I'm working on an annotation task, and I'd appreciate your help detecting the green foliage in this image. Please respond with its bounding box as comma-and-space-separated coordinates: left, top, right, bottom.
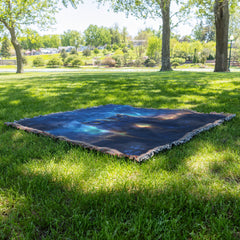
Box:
40, 34, 61, 48
112, 43, 119, 51
144, 58, 156, 67
135, 28, 154, 42
0, 0, 60, 32
193, 21, 215, 42
106, 44, 112, 51
122, 47, 128, 53
19, 29, 42, 51
94, 58, 101, 66
121, 27, 128, 44
193, 49, 199, 64
93, 48, 100, 54
47, 57, 63, 68
61, 30, 83, 49
114, 49, 124, 55
229, 5, 240, 41
146, 36, 161, 63
133, 58, 144, 67
135, 45, 146, 59
22, 56, 28, 65
0, 37, 11, 59
102, 57, 116, 67
109, 24, 121, 45
103, 49, 108, 55
60, 49, 68, 60
112, 55, 123, 67
71, 57, 83, 67
171, 39, 216, 62
82, 49, 91, 57
64, 55, 76, 66
171, 62, 180, 68
84, 25, 111, 47
70, 48, 78, 55
171, 58, 186, 65
64, 55, 83, 67
33, 56, 45, 67
0, 72, 240, 239
123, 53, 131, 66
62, 0, 82, 8
231, 42, 240, 62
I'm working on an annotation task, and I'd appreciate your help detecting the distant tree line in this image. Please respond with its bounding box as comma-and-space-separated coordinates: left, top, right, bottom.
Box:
0, 0, 239, 73
13, 25, 130, 52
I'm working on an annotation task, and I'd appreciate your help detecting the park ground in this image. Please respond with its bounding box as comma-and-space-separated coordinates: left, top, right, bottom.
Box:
0, 71, 240, 239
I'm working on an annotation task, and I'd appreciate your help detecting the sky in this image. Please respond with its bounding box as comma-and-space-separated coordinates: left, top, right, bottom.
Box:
40, 1, 195, 37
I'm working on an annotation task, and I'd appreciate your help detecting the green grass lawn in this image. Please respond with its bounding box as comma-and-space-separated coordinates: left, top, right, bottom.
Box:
0, 71, 239, 239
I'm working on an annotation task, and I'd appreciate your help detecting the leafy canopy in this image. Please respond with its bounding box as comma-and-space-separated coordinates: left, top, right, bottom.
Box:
0, 0, 60, 31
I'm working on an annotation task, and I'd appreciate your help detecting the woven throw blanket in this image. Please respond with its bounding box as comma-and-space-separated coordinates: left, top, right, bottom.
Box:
5, 104, 235, 162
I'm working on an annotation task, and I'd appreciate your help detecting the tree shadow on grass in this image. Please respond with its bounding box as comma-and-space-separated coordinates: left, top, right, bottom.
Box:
0, 71, 240, 239
0, 137, 240, 239
1, 71, 239, 170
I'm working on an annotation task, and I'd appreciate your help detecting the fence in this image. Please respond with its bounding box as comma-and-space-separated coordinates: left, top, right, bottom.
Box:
231, 61, 240, 67
0, 59, 17, 65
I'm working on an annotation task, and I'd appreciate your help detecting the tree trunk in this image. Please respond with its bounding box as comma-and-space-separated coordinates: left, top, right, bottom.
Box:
9, 27, 24, 73
214, 0, 229, 72
160, 0, 172, 71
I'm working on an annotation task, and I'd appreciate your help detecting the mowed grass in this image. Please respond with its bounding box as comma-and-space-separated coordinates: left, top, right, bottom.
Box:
0, 71, 239, 239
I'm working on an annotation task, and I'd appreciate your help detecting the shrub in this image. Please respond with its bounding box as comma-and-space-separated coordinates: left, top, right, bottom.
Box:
71, 57, 83, 67
171, 62, 180, 68
106, 45, 112, 51
114, 49, 124, 55
64, 56, 75, 66
102, 57, 116, 67
47, 57, 62, 68
200, 56, 207, 64
22, 56, 28, 65
103, 49, 108, 55
94, 58, 101, 66
94, 48, 99, 54
112, 55, 123, 67
33, 56, 45, 67
144, 58, 156, 67
122, 47, 128, 53
129, 43, 134, 50
170, 58, 185, 65
112, 44, 119, 51
60, 49, 68, 60
70, 48, 78, 55
82, 49, 91, 57
133, 58, 143, 67
123, 53, 130, 67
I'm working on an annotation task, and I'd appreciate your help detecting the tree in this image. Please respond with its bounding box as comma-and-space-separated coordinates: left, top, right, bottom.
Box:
109, 24, 121, 45
229, 5, 240, 40
84, 25, 111, 47
41, 34, 61, 48
0, 0, 60, 73
96, 0, 176, 71
20, 29, 42, 51
134, 28, 154, 45
121, 27, 129, 44
214, 0, 229, 71
0, 0, 82, 73
61, 30, 83, 49
193, 21, 215, 42
146, 36, 162, 63
159, 0, 172, 71
1, 36, 11, 59
188, 0, 239, 72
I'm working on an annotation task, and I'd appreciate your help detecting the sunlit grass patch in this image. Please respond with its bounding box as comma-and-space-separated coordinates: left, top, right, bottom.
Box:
0, 71, 239, 239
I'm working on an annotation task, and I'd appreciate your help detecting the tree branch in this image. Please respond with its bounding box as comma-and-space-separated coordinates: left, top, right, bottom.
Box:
0, 18, 11, 30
